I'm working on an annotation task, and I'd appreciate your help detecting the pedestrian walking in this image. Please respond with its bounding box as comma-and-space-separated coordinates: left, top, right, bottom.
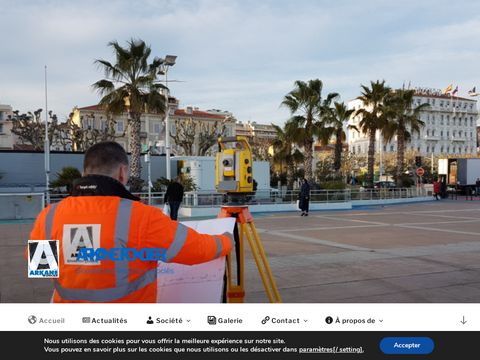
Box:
299, 178, 310, 216
164, 177, 184, 221
433, 179, 440, 200
440, 179, 447, 199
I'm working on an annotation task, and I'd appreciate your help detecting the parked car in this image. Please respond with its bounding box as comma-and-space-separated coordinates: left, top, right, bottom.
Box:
374, 181, 396, 189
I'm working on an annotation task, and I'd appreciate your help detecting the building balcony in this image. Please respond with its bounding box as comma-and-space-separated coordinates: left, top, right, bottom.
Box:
140, 131, 148, 138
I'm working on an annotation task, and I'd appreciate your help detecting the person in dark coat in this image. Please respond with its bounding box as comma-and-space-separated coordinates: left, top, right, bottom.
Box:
299, 178, 310, 216
440, 179, 447, 199
164, 177, 184, 221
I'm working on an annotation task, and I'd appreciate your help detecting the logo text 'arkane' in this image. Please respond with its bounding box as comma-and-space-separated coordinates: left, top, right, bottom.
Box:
75, 248, 167, 262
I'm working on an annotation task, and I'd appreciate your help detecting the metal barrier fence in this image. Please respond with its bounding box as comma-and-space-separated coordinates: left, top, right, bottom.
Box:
181, 188, 429, 207
47, 187, 429, 208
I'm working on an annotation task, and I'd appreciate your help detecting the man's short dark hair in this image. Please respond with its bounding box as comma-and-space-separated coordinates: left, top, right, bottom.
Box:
84, 141, 128, 176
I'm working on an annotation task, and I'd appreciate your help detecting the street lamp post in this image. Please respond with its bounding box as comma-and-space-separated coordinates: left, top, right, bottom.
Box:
44, 65, 50, 205
145, 141, 152, 205
378, 130, 384, 181
161, 55, 177, 180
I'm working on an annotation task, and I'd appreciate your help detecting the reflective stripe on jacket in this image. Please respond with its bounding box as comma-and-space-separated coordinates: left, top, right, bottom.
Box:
29, 196, 232, 303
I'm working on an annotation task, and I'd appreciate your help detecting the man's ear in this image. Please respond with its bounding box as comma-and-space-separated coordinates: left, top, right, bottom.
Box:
118, 164, 129, 186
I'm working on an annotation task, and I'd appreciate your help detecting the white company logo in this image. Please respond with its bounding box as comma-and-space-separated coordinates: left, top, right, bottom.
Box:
63, 224, 101, 265
28, 240, 59, 278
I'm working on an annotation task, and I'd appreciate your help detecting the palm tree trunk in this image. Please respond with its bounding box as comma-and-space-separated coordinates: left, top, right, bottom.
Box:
396, 129, 405, 186
334, 129, 343, 175
367, 129, 376, 187
129, 112, 142, 191
304, 138, 313, 182
287, 158, 295, 189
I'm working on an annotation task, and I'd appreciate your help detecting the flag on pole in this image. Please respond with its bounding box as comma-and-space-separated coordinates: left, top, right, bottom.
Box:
452, 86, 458, 96
468, 87, 479, 96
443, 84, 453, 95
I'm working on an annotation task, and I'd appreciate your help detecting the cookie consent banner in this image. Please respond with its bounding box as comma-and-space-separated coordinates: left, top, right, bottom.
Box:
0, 331, 476, 359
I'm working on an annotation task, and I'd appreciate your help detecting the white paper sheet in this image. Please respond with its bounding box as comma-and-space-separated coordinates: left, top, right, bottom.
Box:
156, 217, 236, 303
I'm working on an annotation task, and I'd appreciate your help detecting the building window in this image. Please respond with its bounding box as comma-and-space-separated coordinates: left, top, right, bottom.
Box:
432, 145, 435, 153
117, 121, 124, 132
390, 145, 394, 151
432, 130, 435, 136
426, 146, 430, 153
447, 146, 450, 153
0, 123, 3, 133
447, 131, 450, 137
440, 130, 443, 137
0, 111, 4, 121
453, 117, 456, 125
426, 129, 430, 136
440, 146, 444, 153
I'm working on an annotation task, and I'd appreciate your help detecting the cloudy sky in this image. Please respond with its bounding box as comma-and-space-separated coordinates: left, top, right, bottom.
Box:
1, 0, 479, 124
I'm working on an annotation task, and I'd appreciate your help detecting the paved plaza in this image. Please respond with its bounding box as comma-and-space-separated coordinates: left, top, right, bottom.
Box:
2, 199, 480, 303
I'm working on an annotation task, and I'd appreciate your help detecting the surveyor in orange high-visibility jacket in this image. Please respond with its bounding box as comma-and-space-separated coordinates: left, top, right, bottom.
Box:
29, 141, 233, 303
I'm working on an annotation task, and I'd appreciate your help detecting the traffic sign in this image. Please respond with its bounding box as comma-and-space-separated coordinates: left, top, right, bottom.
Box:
416, 167, 424, 177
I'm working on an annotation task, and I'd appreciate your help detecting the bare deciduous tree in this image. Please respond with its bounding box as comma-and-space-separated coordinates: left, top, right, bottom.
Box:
171, 118, 227, 156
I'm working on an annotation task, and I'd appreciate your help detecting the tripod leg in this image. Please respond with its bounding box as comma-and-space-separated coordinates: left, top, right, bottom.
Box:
226, 223, 246, 303
233, 222, 241, 286
244, 225, 277, 303
249, 222, 282, 302
222, 257, 228, 303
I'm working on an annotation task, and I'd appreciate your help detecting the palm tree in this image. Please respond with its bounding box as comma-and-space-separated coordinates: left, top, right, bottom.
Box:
323, 102, 355, 176
383, 89, 428, 186
281, 79, 338, 182
92, 39, 166, 190
355, 80, 391, 187
271, 120, 304, 189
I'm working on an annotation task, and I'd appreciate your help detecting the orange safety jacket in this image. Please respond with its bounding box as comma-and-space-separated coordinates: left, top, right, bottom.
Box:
29, 196, 232, 303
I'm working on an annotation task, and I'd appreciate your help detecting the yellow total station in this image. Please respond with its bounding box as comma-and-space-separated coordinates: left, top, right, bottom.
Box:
216, 136, 254, 194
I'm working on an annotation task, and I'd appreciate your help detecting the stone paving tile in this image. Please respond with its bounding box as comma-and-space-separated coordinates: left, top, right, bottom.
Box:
298, 227, 479, 249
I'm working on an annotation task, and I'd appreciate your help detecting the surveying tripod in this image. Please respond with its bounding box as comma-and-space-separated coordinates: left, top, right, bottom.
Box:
218, 205, 281, 303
